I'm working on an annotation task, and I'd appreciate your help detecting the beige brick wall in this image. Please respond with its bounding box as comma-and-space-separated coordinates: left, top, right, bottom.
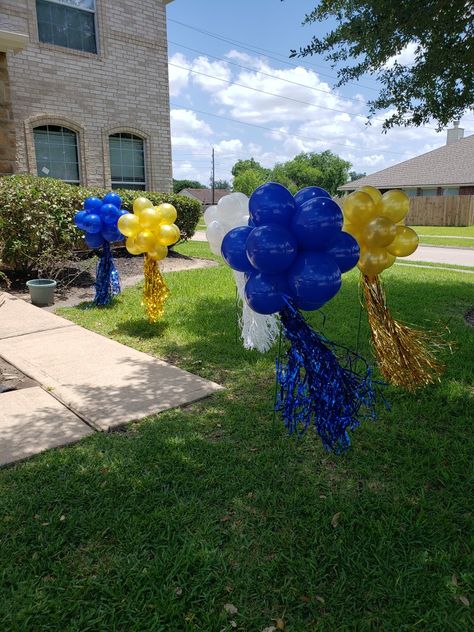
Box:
0, 52, 17, 175
1, 0, 173, 192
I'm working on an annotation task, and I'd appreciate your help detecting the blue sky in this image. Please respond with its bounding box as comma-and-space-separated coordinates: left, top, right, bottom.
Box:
166, 0, 474, 186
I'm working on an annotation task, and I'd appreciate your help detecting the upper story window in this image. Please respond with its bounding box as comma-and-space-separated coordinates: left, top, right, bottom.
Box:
109, 133, 146, 190
36, 0, 97, 54
34, 125, 80, 184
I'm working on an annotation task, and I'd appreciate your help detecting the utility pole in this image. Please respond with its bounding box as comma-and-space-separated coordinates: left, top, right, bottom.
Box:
211, 147, 215, 205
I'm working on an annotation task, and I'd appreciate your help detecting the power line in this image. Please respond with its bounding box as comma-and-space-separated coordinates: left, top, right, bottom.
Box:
168, 17, 380, 93
170, 101, 408, 157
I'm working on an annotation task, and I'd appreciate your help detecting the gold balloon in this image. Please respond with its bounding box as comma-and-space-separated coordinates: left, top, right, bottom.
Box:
157, 203, 177, 224
135, 229, 155, 252
381, 190, 410, 223
148, 244, 168, 261
133, 196, 153, 215
118, 212, 140, 238
139, 207, 162, 230
125, 236, 144, 255
384, 252, 396, 270
386, 226, 419, 257
364, 216, 397, 248
358, 247, 390, 276
359, 186, 383, 211
343, 191, 377, 226
342, 222, 365, 247
156, 223, 180, 246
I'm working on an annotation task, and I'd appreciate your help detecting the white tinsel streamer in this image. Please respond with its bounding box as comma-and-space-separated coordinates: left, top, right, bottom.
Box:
233, 271, 279, 352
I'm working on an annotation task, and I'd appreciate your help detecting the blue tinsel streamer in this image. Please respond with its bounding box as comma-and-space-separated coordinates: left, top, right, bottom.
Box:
276, 300, 380, 453
93, 242, 121, 306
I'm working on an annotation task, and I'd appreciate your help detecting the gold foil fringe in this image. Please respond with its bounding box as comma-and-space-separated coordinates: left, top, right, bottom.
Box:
362, 274, 446, 390
143, 254, 170, 323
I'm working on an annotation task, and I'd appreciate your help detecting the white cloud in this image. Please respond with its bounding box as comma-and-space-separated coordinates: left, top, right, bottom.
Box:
168, 52, 190, 97
384, 42, 421, 69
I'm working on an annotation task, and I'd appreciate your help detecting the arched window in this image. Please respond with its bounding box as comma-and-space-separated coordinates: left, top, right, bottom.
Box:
33, 125, 80, 184
109, 133, 146, 190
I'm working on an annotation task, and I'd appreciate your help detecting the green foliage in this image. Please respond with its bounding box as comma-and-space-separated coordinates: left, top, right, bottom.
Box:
232, 151, 351, 196
213, 179, 231, 189
0, 175, 201, 273
173, 179, 206, 193
349, 170, 367, 182
288, 0, 474, 129
232, 169, 269, 196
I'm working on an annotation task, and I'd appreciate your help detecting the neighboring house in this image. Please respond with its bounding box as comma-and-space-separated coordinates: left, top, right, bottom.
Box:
340, 123, 474, 198
179, 188, 231, 209
0, 0, 174, 192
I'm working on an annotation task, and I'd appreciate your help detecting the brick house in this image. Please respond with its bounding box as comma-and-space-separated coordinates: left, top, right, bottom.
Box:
178, 187, 232, 211
0, 0, 174, 192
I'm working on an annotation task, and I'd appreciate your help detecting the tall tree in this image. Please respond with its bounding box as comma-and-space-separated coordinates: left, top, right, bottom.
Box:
288, 1, 474, 129
231, 158, 270, 178
213, 179, 231, 190
233, 169, 269, 196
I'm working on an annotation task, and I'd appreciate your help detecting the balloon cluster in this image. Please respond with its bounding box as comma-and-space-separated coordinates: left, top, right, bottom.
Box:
118, 197, 180, 260
74, 192, 126, 248
221, 184, 360, 314
342, 186, 419, 276
204, 192, 279, 353
204, 192, 250, 255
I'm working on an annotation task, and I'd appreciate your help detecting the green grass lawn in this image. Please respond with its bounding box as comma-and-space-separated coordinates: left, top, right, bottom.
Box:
0, 241, 472, 631
409, 225, 474, 249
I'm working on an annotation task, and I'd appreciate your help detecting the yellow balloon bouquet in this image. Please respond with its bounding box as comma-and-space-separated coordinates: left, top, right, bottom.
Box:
343, 186, 444, 390
118, 197, 180, 322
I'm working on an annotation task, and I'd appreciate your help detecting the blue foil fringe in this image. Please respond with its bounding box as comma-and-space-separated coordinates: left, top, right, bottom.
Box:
276, 300, 379, 453
94, 242, 121, 306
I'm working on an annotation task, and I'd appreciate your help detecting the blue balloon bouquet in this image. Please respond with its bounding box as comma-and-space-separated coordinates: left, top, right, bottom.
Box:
221, 182, 380, 453
74, 192, 126, 306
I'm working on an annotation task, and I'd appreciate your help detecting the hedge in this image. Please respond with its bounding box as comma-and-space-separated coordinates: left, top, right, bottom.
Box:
0, 174, 202, 272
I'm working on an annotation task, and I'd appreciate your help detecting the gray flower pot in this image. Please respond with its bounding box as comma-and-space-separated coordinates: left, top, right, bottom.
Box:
26, 279, 57, 306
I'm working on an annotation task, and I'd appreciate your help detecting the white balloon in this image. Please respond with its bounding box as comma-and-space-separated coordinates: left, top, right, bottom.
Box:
216, 193, 249, 227
206, 220, 226, 256
203, 205, 218, 226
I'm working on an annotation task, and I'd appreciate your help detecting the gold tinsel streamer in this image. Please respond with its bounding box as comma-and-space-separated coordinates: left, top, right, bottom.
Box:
142, 254, 170, 323
362, 274, 446, 390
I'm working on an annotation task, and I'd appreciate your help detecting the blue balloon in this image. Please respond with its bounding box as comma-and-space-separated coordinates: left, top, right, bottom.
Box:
221, 226, 253, 273
100, 203, 120, 225
245, 272, 290, 315
246, 224, 297, 274
74, 210, 88, 230
83, 213, 102, 234
249, 182, 296, 227
84, 196, 103, 212
294, 186, 331, 208
327, 231, 360, 273
102, 226, 123, 242
85, 232, 105, 249
291, 197, 343, 251
102, 192, 122, 208
288, 252, 341, 309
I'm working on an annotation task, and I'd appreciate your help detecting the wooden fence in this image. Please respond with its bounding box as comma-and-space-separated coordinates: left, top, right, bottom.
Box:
334, 195, 474, 226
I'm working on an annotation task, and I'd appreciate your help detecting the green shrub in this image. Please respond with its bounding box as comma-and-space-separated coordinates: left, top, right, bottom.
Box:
0, 174, 201, 272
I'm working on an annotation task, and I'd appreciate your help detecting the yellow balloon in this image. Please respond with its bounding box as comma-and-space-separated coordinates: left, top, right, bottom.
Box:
384, 252, 397, 270
148, 244, 168, 261
125, 236, 144, 255
135, 229, 155, 252
133, 197, 153, 215
342, 222, 365, 247
156, 223, 180, 246
364, 216, 397, 248
386, 226, 419, 257
118, 212, 140, 238
139, 207, 162, 230
358, 247, 390, 276
359, 186, 383, 211
342, 191, 377, 227
157, 203, 177, 224
381, 189, 410, 223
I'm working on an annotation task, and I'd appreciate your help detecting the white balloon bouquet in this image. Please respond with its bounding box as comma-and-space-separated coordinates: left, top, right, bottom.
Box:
204, 192, 279, 353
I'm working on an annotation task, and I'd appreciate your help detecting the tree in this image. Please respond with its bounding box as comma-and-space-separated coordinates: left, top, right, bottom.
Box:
288, 1, 474, 129
349, 170, 367, 182
231, 158, 270, 178
173, 179, 205, 194
232, 169, 268, 196
213, 179, 231, 189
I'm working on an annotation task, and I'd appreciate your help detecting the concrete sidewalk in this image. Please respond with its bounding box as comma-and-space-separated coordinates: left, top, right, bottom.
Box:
403, 245, 473, 266
0, 292, 222, 466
